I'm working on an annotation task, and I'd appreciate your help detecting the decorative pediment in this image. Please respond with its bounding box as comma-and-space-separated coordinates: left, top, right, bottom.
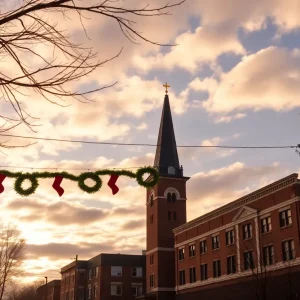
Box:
233, 206, 257, 222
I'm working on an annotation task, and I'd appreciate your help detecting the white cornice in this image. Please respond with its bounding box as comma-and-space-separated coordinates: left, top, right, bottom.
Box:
146, 247, 175, 254
173, 174, 298, 235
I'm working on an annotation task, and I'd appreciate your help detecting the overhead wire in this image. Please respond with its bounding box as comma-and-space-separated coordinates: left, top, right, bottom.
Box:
0, 133, 299, 149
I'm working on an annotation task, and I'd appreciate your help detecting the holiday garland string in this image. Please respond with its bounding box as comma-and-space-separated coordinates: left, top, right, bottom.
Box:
0, 167, 159, 196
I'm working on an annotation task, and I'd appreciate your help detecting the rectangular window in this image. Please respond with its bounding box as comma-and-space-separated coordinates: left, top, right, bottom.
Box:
88, 285, 91, 299
200, 263, 208, 281
189, 244, 196, 257
200, 240, 207, 254
242, 223, 252, 240
227, 255, 236, 274
93, 285, 97, 297
150, 274, 155, 287
66, 293, 69, 300
131, 267, 142, 277
168, 211, 171, 220
263, 245, 274, 266
212, 235, 220, 250
244, 251, 254, 270
179, 248, 185, 261
132, 285, 143, 296
280, 209, 292, 227
226, 230, 234, 245
189, 267, 196, 283
111, 284, 122, 296
111, 266, 122, 276
150, 214, 153, 224
88, 270, 92, 280
261, 217, 272, 233
179, 270, 186, 285
282, 239, 295, 261
150, 254, 154, 265
173, 211, 177, 220
213, 260, 221, 277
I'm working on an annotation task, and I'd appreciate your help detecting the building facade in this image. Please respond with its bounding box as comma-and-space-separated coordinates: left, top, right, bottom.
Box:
60, 253, 145, 300
141, 90, 300, 300
37, 280, 61, 300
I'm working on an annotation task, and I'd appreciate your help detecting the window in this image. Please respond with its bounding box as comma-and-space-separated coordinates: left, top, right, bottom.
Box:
226, 230, 234, 245
227, 255, 236, 274
188, 266, 196, 283
213, 260, 221, 277
189, 245, 195, 257
95, 267, 98, 277
243, 223, 252, 240
111, 284, 122, 296
132, 285, 143, 296
168, 211, 171, 220
200, 264, 208, 281
282, 239, 295, 261
150, 274, 155, 287
93, 285, 97, 297
200, 240, 207, 254
261, 216, 272, 233
150, 254, 154, 265
280, 209, 292, 227
179, 248, 185, 261
88, 285, 91, 299
132, 267, 142, 277
244, 251, 254, 270
179, 270, 185, 285
150, 214, 153, 224
212, 235, 220, 250
167, 192, 172, 202
72, 274, 75, 282
88, 269, 92, 280
263, 245, 274, 266
173, 211, 177, 220
111, 266, 122, 276
172, 193, 177, 202
66, 293, 69, 300
150, 194, 154, 207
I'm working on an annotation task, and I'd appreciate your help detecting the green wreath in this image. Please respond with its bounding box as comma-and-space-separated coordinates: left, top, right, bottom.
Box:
78, 172, 102, 193
15, 175, 39, 196
136, 167, 159, 188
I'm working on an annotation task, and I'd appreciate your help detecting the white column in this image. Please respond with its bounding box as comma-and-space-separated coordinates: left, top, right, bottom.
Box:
254, 216, 261, 269
235, 224, 241, 272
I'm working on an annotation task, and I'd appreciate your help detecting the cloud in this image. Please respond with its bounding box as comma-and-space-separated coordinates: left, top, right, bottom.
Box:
133, 25, 245, 73
187, 161, 284, 221
202, 47, 300, 114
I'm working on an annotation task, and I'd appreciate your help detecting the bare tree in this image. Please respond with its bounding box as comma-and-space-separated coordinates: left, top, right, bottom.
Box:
0, 0, 185, 146
6, 279, 44, 300
0, 224, 25, 300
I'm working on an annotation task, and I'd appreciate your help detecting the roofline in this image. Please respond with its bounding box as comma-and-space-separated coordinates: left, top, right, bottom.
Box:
173, 173, 298, 234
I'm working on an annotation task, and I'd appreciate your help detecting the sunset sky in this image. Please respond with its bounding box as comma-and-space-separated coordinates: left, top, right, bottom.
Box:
1, 0, 300, 284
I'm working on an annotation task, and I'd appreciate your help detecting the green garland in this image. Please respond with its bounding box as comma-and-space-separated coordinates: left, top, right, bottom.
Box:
0, 167, 159, 196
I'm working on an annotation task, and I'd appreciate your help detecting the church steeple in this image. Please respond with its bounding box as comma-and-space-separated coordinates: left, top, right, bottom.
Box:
154, 84, 183, 177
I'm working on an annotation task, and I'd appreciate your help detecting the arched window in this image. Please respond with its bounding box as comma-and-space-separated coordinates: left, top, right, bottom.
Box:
167, 192, 172, 203
172, 193, 177, 203
150, 194, 154, 207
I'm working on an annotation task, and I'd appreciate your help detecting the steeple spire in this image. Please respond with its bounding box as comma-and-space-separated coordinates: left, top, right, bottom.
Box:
154, 86, 183, 177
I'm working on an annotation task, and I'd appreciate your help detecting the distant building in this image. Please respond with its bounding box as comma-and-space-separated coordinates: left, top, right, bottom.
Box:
37, 280, 61, 300
60, 253, 145, 300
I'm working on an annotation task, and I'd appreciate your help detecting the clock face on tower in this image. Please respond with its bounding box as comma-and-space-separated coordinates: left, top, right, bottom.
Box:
168, 166, 175, 175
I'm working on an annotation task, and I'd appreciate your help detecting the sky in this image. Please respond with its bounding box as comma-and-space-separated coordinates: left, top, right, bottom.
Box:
0, 0, 300, 284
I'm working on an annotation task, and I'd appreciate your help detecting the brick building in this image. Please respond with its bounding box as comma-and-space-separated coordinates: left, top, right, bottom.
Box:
139, 91, 300, 299
60, 253, 145, 300
37, 279, 61, 300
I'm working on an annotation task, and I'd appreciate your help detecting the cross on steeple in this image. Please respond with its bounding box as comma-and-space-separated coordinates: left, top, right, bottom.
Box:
163, 82, 170, 94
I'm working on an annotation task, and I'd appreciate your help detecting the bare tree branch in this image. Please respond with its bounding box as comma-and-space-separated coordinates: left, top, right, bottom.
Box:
0, 0, 185, 147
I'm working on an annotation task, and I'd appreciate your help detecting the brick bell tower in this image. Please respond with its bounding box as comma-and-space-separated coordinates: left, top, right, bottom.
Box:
145, 83, 189, 300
